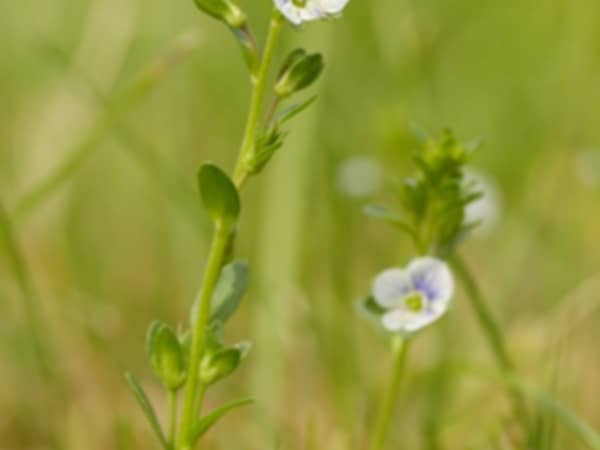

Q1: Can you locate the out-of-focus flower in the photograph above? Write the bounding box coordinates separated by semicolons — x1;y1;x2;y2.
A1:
575;148;600;188
337;156;383;199
274;0;350;25
464;167;502;238
372;257;453;333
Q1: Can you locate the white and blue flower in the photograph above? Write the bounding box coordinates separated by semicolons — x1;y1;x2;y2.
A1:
372;257;454;333
274;0;350;25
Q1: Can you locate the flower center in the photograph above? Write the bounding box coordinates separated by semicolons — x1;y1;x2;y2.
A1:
292;0;307;7
403;292;425;312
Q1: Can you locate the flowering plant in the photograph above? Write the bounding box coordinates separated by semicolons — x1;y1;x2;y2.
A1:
125;1;350;449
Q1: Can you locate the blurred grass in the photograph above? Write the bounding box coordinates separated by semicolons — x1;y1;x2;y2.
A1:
1;0;600;449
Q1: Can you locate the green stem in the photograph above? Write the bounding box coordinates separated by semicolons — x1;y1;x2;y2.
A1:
233;11;284;187
169;390;178;447
371;337;410;450
177;226;230;449
450;253;530;427
176;11;284;449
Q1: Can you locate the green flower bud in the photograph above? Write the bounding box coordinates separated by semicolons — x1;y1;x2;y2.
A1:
199;347;242;386
147;322;187;391
275;51;324;98
193;0;247;29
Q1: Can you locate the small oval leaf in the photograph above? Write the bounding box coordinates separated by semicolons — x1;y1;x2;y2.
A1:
198;164;240;228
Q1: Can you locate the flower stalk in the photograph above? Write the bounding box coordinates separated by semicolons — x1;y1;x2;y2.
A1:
233;11;284;187
370;337;410;450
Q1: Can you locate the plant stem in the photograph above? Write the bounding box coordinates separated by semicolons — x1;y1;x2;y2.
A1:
450;253;530;426
177;226;230;449
233;11;284;188
169;390;178;446
371;337;410;450
176;11;284;449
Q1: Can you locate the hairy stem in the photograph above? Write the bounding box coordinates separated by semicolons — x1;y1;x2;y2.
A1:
371;337;410;450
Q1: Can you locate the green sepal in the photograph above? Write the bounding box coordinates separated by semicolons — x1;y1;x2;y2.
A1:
124;372;169;450
190;398;254;444
275;52;324;98
197;164;240;229
355;295;386;324
199;347;242;385
147;322;187;391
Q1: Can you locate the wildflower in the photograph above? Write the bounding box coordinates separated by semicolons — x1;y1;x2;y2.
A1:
372;257;453;333
274;0;350;26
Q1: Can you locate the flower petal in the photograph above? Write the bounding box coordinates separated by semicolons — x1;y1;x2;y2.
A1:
372;268;412;309
274;0;324;25
317;0;350;14
407;257;454;306
381;309;439;333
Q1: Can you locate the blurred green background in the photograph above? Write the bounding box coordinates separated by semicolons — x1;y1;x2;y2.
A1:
1;0;600;448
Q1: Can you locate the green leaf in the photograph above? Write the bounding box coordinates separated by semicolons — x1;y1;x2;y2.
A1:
124;373;169;450
190;398;254;444
275;52;324;98
210;260;249;324
199;347;242;385
147;323;186;391
277;48;307;81
363;204;419;239
193;0;246;28
197;164;240;229
234;340;252;360
275;95;318;126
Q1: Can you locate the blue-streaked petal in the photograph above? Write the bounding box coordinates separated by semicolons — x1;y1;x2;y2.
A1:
372;268;412;309
407;257;453;306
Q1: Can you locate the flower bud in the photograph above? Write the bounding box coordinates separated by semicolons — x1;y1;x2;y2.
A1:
275;50;324;98
199;348;241;385
193;0;247;29
147;322;187;391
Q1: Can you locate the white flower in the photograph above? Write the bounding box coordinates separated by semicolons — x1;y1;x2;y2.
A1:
274;0;350;25
372;257;454;333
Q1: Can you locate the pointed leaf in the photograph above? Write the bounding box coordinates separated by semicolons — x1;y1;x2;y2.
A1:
197;164;240;228
363;204;419;239
190;398;254;444
276;95;318;126
124;373;168;450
